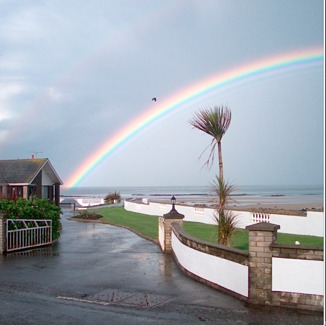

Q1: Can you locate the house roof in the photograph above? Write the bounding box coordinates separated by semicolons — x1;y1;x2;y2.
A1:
0;158;63;185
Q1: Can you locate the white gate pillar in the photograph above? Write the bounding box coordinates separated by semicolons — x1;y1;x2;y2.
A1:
158;199;184;253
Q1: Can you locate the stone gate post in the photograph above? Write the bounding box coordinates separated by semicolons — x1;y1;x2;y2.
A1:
246;222;280;305
0;213;7;254
158;202;184;253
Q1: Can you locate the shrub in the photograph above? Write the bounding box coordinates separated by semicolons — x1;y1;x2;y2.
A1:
74;210;102;220
213;210;238;246
0;197;62;240
104;191;121;204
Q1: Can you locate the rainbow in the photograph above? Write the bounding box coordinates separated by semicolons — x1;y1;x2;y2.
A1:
66;47;323;187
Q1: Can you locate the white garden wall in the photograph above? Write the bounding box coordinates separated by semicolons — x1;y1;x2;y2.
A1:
167;220;323;311
172;232;249;297
272;257;324;295
124;200;324;236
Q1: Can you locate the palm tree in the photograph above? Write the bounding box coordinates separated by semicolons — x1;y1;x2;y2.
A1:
211;176;236;214
189;106;231;181
213;209;238;246
211;176;238;246
190;106;234;245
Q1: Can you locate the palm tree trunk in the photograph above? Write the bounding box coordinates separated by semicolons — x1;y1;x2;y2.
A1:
217;141;223;182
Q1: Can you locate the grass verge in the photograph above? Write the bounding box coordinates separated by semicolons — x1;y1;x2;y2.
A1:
94;206;159;240
93;206;323;250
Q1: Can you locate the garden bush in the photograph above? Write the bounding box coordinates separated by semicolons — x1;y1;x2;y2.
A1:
0;198;62;240
104;191;121;204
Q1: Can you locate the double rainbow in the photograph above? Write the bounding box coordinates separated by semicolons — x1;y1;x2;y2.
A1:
66;47;323;187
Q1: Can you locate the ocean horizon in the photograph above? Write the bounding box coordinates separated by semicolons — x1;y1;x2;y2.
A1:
61;184;324;201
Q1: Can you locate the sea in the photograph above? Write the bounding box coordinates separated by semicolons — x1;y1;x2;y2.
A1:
61;184;324;207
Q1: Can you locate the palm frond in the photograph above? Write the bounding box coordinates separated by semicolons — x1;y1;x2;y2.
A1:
189;106;231;140
189;106;231;170
213;210;238;246
198;138;217;170
211;176;237;211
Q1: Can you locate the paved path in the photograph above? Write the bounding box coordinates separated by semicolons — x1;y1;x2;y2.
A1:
0;210;323;325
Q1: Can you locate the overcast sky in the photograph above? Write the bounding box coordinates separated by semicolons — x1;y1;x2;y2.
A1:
0;0;324;188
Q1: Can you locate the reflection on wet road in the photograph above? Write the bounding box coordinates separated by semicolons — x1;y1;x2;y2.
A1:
0;210;323;325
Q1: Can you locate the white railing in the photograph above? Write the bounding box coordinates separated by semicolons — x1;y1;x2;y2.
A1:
251;212;271;223
6;219;52;252
194;207;205;216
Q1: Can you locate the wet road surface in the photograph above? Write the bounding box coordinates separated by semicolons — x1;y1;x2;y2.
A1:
0;210;323;324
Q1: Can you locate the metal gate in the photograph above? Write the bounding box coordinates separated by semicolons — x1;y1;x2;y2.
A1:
6;219;52;252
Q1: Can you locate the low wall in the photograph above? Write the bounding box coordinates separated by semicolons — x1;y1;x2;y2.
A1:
169;221;324;311
172;223;249;299
124;199;324;236
271;243;324;310
124;200;216;224
60;197;105;207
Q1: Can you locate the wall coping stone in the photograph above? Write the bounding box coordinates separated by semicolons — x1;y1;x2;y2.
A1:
246;222;280;232
172;222;249;259
272;243;323;251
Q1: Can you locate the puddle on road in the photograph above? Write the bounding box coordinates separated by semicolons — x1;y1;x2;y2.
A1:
5;247;59;257
58;288;173;308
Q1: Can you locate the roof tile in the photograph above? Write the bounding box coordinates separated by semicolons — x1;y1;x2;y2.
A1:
0;159;48;184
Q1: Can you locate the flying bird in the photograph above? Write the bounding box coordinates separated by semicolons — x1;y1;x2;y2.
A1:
152;97;157;102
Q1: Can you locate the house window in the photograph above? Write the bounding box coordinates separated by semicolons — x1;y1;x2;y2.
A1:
42;186;54;201
42;186;49;199
9;186;23;200
17;187;23;197
28;186;36;200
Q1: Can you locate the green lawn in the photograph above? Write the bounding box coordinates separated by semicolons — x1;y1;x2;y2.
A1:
95;206;159;240
94;206;323;250
183;221;324;250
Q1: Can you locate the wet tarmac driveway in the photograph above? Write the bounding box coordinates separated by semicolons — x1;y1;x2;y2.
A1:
0;210;323;324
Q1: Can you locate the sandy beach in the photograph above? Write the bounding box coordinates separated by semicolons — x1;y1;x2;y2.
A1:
152;194;324;216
